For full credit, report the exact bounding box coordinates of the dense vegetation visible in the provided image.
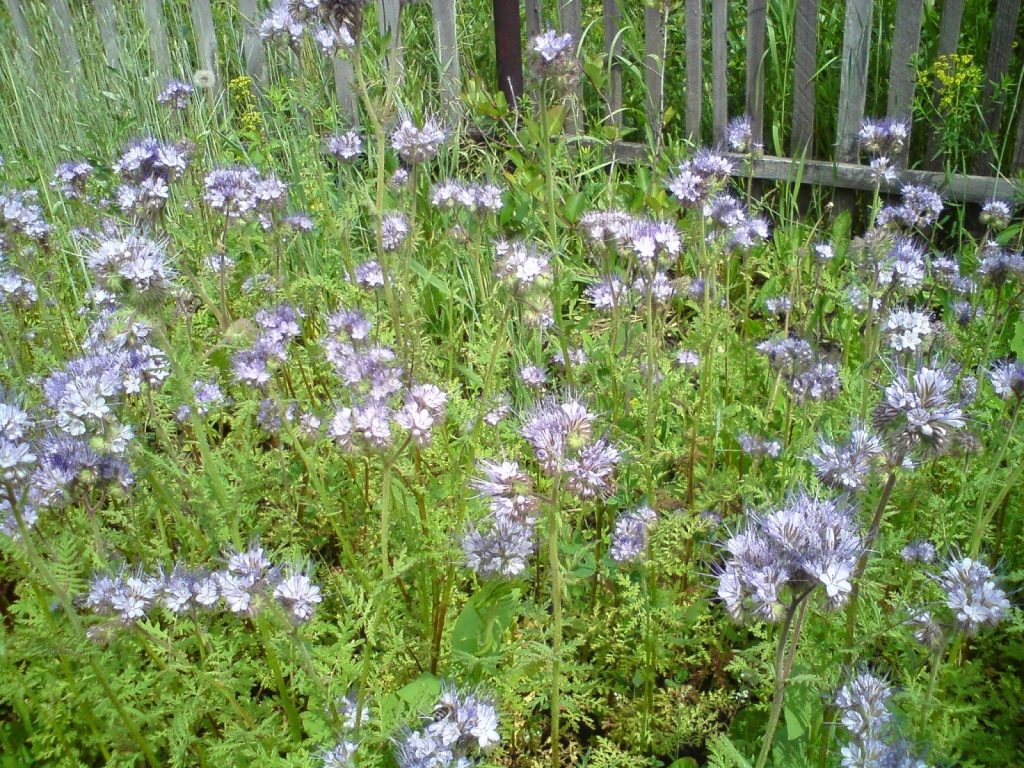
[1,2,1022,768]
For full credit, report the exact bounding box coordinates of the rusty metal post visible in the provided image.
[493,0,524,108]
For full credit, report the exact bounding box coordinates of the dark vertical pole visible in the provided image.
[493,0,524,108]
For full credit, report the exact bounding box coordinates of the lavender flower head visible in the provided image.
[726,115,762,155]
[716,489,864,622]
[933,556,1011,635]
[667,149,734,207]
[391,116,448,164]
[979,199,1013,231]
[157,79,195,110]
[809,425,884,492]
[395,684,500,767]
[857,117,909,158]
[528,30,580,91]
[273,564,323,622]
[325,130,364,161]
[988,359,1024,400]
[610,505,658,564]
[873,365,966,458]
[52,160,93,200]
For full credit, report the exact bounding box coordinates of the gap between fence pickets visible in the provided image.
[582,141,1017,204]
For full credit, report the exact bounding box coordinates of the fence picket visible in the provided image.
[431,0,461,122]
[835,0,872,162]
[141,0,173,81]
[603,0,623,127]
[685,0,702,143]
[1013,106,1024,170]
[746,0,767,145]
[237,0,267,87]
[924,0,964,170]
[5,0,37,78]
[94,0,122,69]
[190,0,218,80]
[333,59,359,124]
[378,0,404,82]
[790,0,818,154]
[644,1,668,146]
[559,0,583,135]
[971,0,1022,174]
[886,0,923,165]
[49,0,82,75]
[525,0,542,40]
[711,0,727,142]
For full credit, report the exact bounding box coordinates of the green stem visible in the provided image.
[547,475,564,768]
[255,614,304,743]
[755,594,807,768]
[968,398,1022,556]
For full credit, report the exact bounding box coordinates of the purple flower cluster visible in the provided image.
[703,193,770,252]
[463,459,538,578]
[203,166,288,228]
[933,556,1011,636]
[430,180,504,214]
[52,160,94,200]
[231,303,304,389]
[835,671,927,768]
[0,188,51,245]
[84,231,175,299]
[390,116,448,165]
[323,308,447,451]
[325,130,363,161]
[157,79,195,110]
[83,543,322,625]
[113,137,191,217]
[877,184,943,230]
[873,365,965,458]
[667,149,734,208]
[610,505,658,564]
[175,380,228,422]
[0,257,37,308]
[395,683,500,767]
[260,0,359,54]
[738,432,782,459]
[979,199,1013,231]
[380,212,409,251]
[521,396,621,499]
[809,425,884,492]
[528,30,580,91]
[988,359,1024,400]
[857,117,910,159]
[716,489,864,622]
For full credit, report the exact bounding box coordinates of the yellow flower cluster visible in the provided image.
[919,53,983,114]
[228,76,264,135]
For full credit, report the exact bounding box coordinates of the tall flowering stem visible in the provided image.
[755,590,811,768]
[546,476,564,768]
[969,397,1022,555]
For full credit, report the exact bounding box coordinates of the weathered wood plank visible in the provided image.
[924,0,965,169]
[49,0,82,75]
[431,0,461,121]
[493,0,524,108]
[559,0,583,134]
[525,0,542,40]
[378,0,404,81]
[238,0,267,87]
[645,1,668,146]
[790,0,818,154]
[886,0,923,165]
[603,0,623,127]
[5,0,38,75]
[190,0,218,78]
[94,0,122,69]
[971,0,1022,174]
[685,0,702,143]
[332,58,359,124]
[746,0,767,146]
[936,0,964,58]
[141,0,173,81]
[588,140,1018,203]
[1013,102,1024,169]
[835,0,873,161]
[711,0,727,142]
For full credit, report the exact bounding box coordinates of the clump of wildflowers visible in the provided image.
[988,359,1024,400]
[667,149,734,208]
[391,116,448,165]
[113,137,191,217]
[809,426,884,492]
[834,671,927,768]
[933,555,1011,635]
[716,489,864,622]
[528,30,580,92]
[52,160,93,200]
[325,130,363,161]
[857,117,910,158]
[872,364,966,458]
[157,79,194,110]
[430,179,504,214]
[610,505,658,564]
[726,115,762,155]
[463,459,539,578]
[394,683,499,767]
[979,199,1013,231]
[0,188,52,245]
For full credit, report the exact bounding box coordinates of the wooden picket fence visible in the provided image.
[2,0,1022,203]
